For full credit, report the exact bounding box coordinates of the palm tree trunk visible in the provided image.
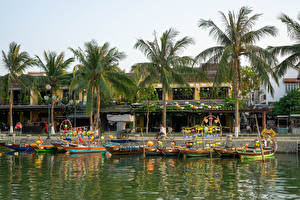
[90,86,94,131]
[146,100,150,135]
[162,87,167,128]
[234,58,240,137]
[51,89,55,134]
[9,88,13,134]
[96,86,101,135]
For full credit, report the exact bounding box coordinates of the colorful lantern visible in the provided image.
[147,141,154,147]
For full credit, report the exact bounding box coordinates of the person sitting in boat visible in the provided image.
[171,140,176,149]
[262,136,267,147]
[156,124,167,139]
[224,134,233,149]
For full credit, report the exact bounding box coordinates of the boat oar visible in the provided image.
[255,114,265,161]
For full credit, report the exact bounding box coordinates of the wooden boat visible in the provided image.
[158,147,180,157]
[214,147,239,158]
[52,142,67,152]
[63,144,108,154]
[4,144,34,152]
[237,147,275,159]
[180,148,216,157]
[105,145,141,155]
[139,147,161,156]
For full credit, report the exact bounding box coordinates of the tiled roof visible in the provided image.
[283,78,300,83]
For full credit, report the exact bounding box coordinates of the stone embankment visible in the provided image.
[1,134,300,153]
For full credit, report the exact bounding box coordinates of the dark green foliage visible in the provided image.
[224,97,247,109]
[274,89,300,115]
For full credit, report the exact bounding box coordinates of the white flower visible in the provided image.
[208,105,211,109]
[201,103,204,106]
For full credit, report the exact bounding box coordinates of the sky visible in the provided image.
[0,0,299,75]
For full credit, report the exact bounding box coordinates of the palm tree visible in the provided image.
[2,42,35,133]
[133,28,198,128]
[131,71,157,135]
[35,51,74,134]
[268,13,300,76]
[196,7,278,137]
[71,40,134,133]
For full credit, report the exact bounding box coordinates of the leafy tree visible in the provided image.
[269,13,300,76]
[196,7,278,137]
[274,89,300,115]
[35,51,74,134]
[0,75,9,105]
[239,66,262,99]
[71,40,134,133]
[133,28,202,128]
[2,42,35,133]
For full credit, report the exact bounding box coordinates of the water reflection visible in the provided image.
[0,152,299,200]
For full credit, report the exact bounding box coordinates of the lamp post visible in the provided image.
[44,95,50,139]
[45,84,51,139]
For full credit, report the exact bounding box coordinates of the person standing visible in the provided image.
[156,124,166,139]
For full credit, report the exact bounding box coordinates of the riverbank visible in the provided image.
[1,134,300,153]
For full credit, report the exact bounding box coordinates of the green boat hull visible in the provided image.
[239,152,274,159]
[183,152,218,158]
[34,149,57,153]
[185,153,209,157]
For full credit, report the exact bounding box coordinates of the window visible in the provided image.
[199,87,228,99]
[173,88,194,100]
[154,88,162,100]
[200,87,210,98]
[285,82,299,93]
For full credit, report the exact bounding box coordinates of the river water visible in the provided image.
[0,151,299,200]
